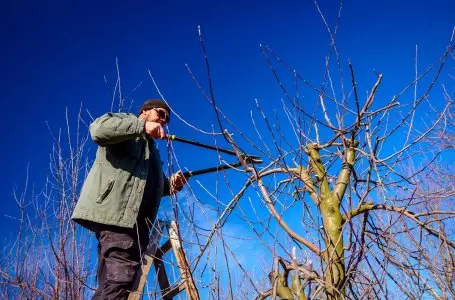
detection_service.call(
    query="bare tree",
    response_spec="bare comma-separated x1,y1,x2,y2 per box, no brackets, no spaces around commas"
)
0,107,96,299
154,25,455,299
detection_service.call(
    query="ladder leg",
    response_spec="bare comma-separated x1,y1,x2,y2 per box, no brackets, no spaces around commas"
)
168,221,200,300
128,220,200,300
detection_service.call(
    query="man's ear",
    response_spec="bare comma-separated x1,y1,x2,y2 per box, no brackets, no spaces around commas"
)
139,109,149,118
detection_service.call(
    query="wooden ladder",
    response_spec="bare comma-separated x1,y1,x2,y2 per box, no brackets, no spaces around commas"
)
128,220,200,300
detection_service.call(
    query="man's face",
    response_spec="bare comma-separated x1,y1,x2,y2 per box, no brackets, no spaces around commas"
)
146,108,170,125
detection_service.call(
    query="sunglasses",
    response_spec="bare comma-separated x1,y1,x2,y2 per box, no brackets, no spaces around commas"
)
153,108,170,123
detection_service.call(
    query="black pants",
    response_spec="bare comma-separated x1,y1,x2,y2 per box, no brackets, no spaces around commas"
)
92,222,150,300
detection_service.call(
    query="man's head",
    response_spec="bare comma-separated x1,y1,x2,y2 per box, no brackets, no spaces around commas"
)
138,99,171,125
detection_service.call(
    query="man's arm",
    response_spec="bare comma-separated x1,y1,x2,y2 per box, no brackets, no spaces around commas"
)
89,113,146,146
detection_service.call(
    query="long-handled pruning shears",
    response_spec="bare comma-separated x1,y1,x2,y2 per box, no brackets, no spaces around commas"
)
166,135,263,178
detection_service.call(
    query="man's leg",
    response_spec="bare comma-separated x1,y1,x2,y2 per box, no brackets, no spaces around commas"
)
93,227,143,300
92,232,106,299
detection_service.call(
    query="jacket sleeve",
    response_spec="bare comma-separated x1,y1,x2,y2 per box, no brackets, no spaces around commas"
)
89,113,146,146
163,176,171,196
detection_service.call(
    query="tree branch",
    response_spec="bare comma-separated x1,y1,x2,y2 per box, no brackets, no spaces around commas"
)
343,202,455,249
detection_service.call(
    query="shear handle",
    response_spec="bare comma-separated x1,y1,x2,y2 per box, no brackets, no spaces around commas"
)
182,162,242,178
167,135,260,160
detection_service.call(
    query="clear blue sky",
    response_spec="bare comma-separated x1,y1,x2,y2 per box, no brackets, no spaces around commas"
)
1,0,454,247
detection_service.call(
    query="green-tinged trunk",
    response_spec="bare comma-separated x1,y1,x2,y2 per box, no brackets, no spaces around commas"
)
308,143,356,299
269,272,294,299
320,197,345,299
291,271,307,300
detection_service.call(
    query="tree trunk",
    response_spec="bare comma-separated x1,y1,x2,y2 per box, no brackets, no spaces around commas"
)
308,143,356,299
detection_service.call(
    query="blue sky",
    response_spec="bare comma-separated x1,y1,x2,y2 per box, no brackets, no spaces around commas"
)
1,0,454,294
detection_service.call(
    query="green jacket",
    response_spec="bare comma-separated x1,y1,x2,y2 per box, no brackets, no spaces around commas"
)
72,112,170,230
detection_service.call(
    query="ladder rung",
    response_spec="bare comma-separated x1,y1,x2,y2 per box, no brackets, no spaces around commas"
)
162,282,186,299
158,239,172,255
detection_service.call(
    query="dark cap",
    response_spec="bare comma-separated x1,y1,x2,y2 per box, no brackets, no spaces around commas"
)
139,99,171,115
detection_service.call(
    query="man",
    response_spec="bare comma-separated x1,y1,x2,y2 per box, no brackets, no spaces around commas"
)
72,99,187,299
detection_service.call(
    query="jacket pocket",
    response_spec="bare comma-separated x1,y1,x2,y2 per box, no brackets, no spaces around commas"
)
96,178,115,203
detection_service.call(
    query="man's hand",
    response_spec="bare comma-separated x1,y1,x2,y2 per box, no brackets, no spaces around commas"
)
145,121,165,139
170,170,187,194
